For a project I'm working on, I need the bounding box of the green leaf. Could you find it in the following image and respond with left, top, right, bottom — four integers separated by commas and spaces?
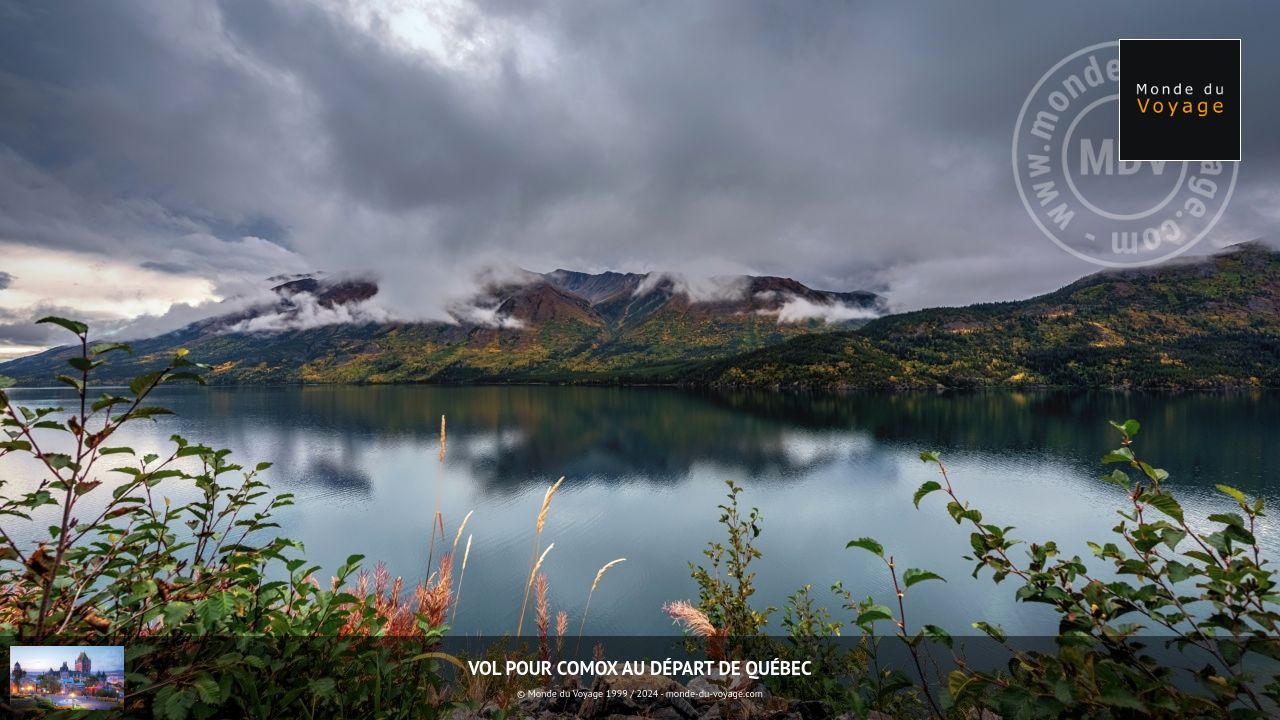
196, 592, 234, 627
972, 621, 1007, 642
66, 356, 97, 372
855, 605, 894, 627
945, 501, 982, 524
192, 674, 221, 704
846, 537, 883, 558
903, 568, 946, 588
919, 450, 940, 463
1103, 469, 1130, 487
1138, 462, 1168, 482
1207, 512, 1246, 529
37, 316, 88, 336
56, 374, 84, 391
920, 623, 952, 648
165, 372, 206, 385
913, 480, 942, 508
160, 687, 196, 720
1102, 447, 1135, 464
129, 370, 166, 396
91, 342, 133, 356
125, 406, 175, 421
1165, 560, 1194, 583
1160, 527, 1186, 550
308, 677, 336, 697
162, 601, 192, 627
42, 453, 75, 470
1110, 419, 1140, 438
92, 394, 131, 412
1215, 484, 1246, 504
1144, 493, 1184, 523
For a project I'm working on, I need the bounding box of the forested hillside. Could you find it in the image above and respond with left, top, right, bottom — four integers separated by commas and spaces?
696, 243, 1280, 390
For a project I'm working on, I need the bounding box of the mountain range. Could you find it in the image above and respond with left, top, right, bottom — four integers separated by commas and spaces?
2, 243, 1278, 390
0, 268, 882, 386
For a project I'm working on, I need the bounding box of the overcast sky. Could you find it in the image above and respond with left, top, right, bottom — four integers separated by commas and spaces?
2, 1, 1278, 358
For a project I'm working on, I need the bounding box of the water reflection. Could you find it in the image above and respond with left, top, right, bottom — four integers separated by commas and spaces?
4, 386, 1276, 635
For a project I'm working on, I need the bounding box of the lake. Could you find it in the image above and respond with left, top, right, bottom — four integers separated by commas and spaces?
4, 385, 1277, 637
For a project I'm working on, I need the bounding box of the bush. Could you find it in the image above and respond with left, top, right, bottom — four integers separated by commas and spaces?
0, 318, 459, 719
680, 421, 1280, 718
903, 421, 1280, 717
679, 480, 925, 717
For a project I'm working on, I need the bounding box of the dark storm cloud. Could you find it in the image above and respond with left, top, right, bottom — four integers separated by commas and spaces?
0, 303, 118, 348
218, 0, 604, 217
0, 271, 11, 290
1, 0, 1279, 325
0, 321, 55, 346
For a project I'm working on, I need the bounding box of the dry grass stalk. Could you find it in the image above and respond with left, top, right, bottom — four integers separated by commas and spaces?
536, 573, 550, 664
576, 557, 625, 654
450, 533, 472, 624
426, 511, 445, 571
662, 600, 716, 637
426, 415, 447, 573
536, 477, 564, 533
556, 611, 568, 656
452, 510, 473, 556
517, 543, 554, 636
531, 544, 554, 580
517, 477, 563, 635
662, 600, 726, 661
336, 562, 443, 636
418, 552, 453, 630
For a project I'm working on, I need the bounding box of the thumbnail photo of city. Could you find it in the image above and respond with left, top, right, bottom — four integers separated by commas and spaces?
8, 645, 125, 711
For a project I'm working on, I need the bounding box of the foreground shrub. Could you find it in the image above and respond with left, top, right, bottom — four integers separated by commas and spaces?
0, 318, 458, 718
678, 481, 926, 717
904, 420, 1280, 717
678, 420, 1280, 718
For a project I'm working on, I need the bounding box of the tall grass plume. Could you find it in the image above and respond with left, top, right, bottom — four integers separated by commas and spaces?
577, 558, 625, 653
516, 476, 563, 635
536, 573, 551, 664
517, 542, 555, 636
451, 533, 472, 624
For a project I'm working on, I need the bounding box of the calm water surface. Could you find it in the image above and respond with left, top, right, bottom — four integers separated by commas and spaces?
5, 386, 1277, 636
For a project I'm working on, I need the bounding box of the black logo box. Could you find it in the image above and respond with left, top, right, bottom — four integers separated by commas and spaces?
1119, 38, 1241, 162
